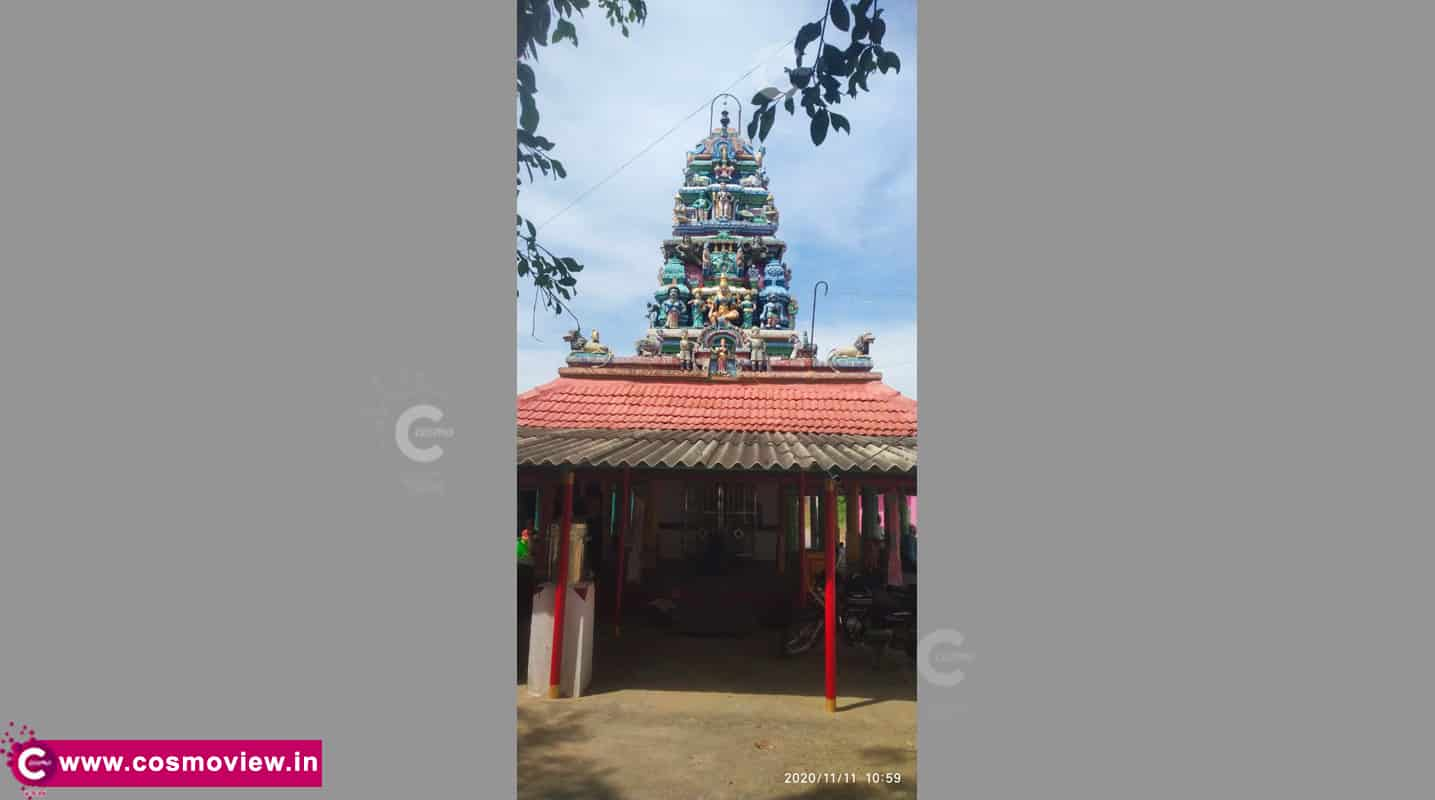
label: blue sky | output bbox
[517,0,917,398]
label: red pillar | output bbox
[797,472,808,607]
[548,469,575,698]
[615,467,630,636]
[824,477,838,713]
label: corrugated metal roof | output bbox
[517,427,917,475]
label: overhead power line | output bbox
[532,36,796,233]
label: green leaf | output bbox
[516,63,536,94]
[795,21,822,58]
[878,50,900,74]
[830,112,850,134]
[526,219,536,238]
[551,158,566,179]
[552,19,578,46]
[810,109,829,145]
[519,92,540,133]
[870,17,886,45]
[752,86,781,104]
[829,0,850,32]
[784,95,795,114]
[747,115,759,139]
[822,43,847,76]
[759,105,776,140]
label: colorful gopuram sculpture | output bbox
[645,102,800,362]
[566,96,875,375]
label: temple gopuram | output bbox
[517,99,917,710]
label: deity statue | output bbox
[747,265,762,289]
[692,195,710,221]
[713,341,730,374]
[740,297,755,328]
[711,299,740,325]
[690,294,708,326]
[661,285,687,328]
[700,274,747,309]
[672,194,687,225]
[749,330,768,372]
[678,330,695,371]
[713,189,734,220]
[761,298,785,329]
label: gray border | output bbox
[929,1,1435,797]
[0,2,514,796]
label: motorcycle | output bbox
[780,571,916,669]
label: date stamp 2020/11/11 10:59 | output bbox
[784,772,904,785]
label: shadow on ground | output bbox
[579,621,917,711]
[517,704,624,800]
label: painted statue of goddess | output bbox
[661,285,686,328]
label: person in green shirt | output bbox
[516,528,533,566]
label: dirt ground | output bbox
[518,623,917,800]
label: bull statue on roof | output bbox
[828,332,875,360]
[635,332,663,357]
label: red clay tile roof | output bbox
[516,375,918,437]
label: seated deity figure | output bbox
[661,286,687,328]
[701,274,743,306]
[711,299,740,325]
